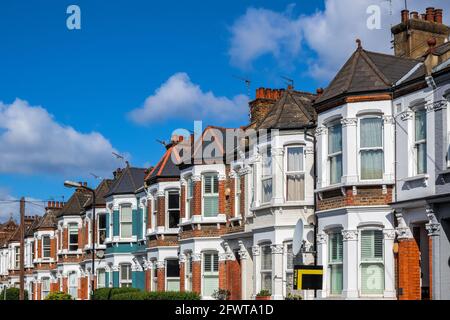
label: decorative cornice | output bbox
[395,210,413,239]
[179,254,187,264]
[383,229,396,240]
[305,146,314,154]
[382,115,394,124]
[191,253,201,262]
[239,167,251,176]
[156,190,165,198]
[400,111,414,121]
[426,206,441,236]
[252,246,260,256]
[271,244,283,254]
[425,100,447,112]
[342,230,358,241]
[317,233,327,245]
[315,126,327,137]
[341,118,357,127]
[156,261,165,269]
[218,174,227,181]
[192,175,201,182]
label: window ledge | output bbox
[402,174,429,183]
[438,168,450,175]
[180,215,227,226]
[229,216,242,222]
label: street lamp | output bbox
[64,180,96,300]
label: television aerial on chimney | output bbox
[112,152,129,167]
[90,173,103,180]
[232,75,251,98]
[281,76,294,89]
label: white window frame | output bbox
[41,277,50,299]
[14,246,20,269]
[414,108,427,175]
[119,204,133,239]
[235,174,242,217]
[165,259,180,291]
[42,235,51,259]
[260,244,272,294]
[68,223,79,252]
[358,116,384,181]
[202,251,219,297]
[359,228,385,297]
[261,147,273,204]
[97,268,106,288]
[328,231,343,296]
[284,242,294,296]
[285,145,306,202]
[185,253,193,292]
[202,173,219,217]
[186,176,194,219]
[151,261,157,292]
[327,121,343,185]
[152,195,157,230]
[119,263,132,288]
[68,272,78,299]
[97,213,107,245]
[166,190,180,230]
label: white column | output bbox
[383,115,395,181]
[342,230,358,299]
[252,246,260,299]
[272,148,284,205]
[316,232,328,298]
[341,118,358,184]
[315,126,328,188]
[383,229,396,298]
[238,243,249,300]
[426,208,441,300]
[271,244,284,300]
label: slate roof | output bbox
[9,216,41,242]
[34,209,58,230]
[105,166,146,197]
[57,189,92,217]
[0,219,18,247]
[145,144,181,183]
[257,90,317,130]
[432,41,450,56]
[25,216,43,236]
[84,179,114,208]
[316,45,422,105]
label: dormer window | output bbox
[261,147,273,204]
[414,109,427,175]
[286,146,305,201]
[360,117,383,180]
[328,122,342,185]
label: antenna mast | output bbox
[233,75,251,98]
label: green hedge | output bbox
[92,287,141,300]
[0,288,29,300]
[111,291,201,301]
[44,292,73,300]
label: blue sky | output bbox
[1,0,447,219]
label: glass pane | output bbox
[361,230,383,261]
[168,210,180,228]
[203,196,218,217]
[121,265,130,280]
[261,246,272,270]
[361,263,384,295]
[166,260,180,277]
[330,264,343,295]
[360,118,382,148]
[168,192,180,209]
[98,214,106,229]
[329,233,343,263]
[121,223,132,238]
[262,148,272,177]
[203,254,211,272]
[287,174,305,201]
[328,123,342,154]
[261,273,272,293]
[43,236,50,246]
[203,276,219,297]
[262,179,272,203]
[287,147,303,172]
[329,154,342,185]
[121,206,132,222]
[417,143,427,174]
[361,150,383,180]
[415,109,426,141]
[166,279,180,292]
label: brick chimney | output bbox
[249,88,284,126]
[392,8,450,59]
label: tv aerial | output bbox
[112,152,129,167]
[233,75,251,98]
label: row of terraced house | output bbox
[1,8,450,300]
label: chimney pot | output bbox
[47,201,51,208]
[401,10,409,23]
[435,9,443,24]
[316,88,324,95]
[411,11,419,19]
[421,13,427,20]
[426,7,435,22]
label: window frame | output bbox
[260,244,272,294]
[68,223,79,252]
[68,272,78,299]
[359,228,385,296]
[414,108,427,175]
[97,268,106,288]
[202,173,219,217]
[261,147,273,204]
[166,190,180,229]
[14,246,20,269]
[186,176,194,219]
[151,195,158,230]
[42,235,51,259]
[119,204,133,239]
[235,174,241,217]
[285,145,306,202]
[41,277,50,299]
[202,251,219,297]
[185,253,193,292]
[328,231,343,296]
[119,263,132,288]
[327,121,343,185]
[97,213,107,245]
[285,242,294,296]
[358,116,384,181]
[165,259,180,291]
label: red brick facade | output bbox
[191,261,201,294]
[398,238,421,300]
[179,262,185,292]
[157,196,165,227]
[157,267,165,291]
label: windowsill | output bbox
[315,180,395,193]
[438,168,450,175]
[229,216,242,222]
[402,174,429,182]
[179,214,227,226]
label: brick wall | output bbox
[37,239,42,259]
[147,200,152,229]
[179,262,185,292]
[398,238,421,300]
[62,277,68,293]
[157,196,165,227]
[50,238,56,259]
[157,267,165,291]
[226,259,241,300]
[145,269,151,292]
[79,276,88,300]
[229,177,236,218]
[179,225,227,240]
[249,88,284,125]
[219,180,226,215]
[62,228,68,250]
[218,261,226,290]
[77,227,83,249]
[37,282,41,301]
[193,181,202,216]
[192,261,201,294]
[317,186,393,211]
[180,186,186,219]
[50,282,59,293]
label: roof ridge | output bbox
[364,49,423,62]
[157,148,172,176]
[344,49,361,93]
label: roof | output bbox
[34,208,58,230]
[433,41,450,56]
[57,189,92,218]
[145,144,181,183]
[0,219,18,247]
[105,166,146,197]
[25,216,42,236]
[315,44,422,105]
[8,216,40,242]
[257,90,317,130]
[84,179,114,208]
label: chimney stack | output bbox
[411,11,419,20]
[426,7,435,22]
[435,9,443,24]
[250,88,285,126]
[401,10,409,23]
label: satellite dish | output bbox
[292,219,304,256]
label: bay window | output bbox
[414,109,427,174]
[166,259,180,291]
[360,117,383,180]
[120,204,133,238]
[42,235,51,258]
[261,148,273,204]
[167,191,180,229]
[260,245,272,293]
[203,174,219,217]
[14,247,20,269]
[120,263,132,288]
[186,177,194,219]
[328,122,343,185]
[286,146,305,201]
[329,232,343,295]
[202,252,219,297]
[68,272,78,298]
[68,223,79,252]
[360,230,384,295]
[98,214,106,245]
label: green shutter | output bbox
[113,210,119,236]
[132,209,138,237]
[112,271,119,288]
[105,213,110,238]
[132,271,145,290]
[105,272,110,288]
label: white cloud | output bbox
[228,5,303,69]
[128,72,249,124]
[0,99,124,176]
[230,1,450,80]
[0,188,44,222]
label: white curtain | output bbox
[328,124,342,154]
[262,179,272,203]
[361,118,383,180]
[361,118,382,148]
[287,147,303,171]
[361,150,383,179]
[287,175,305,201]
[329,154,342,185]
